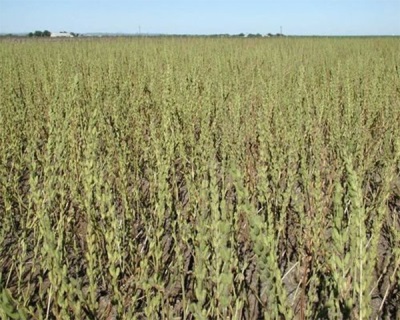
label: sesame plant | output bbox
[0,37,399,319]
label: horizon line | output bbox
[1,31,399,37]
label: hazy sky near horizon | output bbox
[0,0,399,35]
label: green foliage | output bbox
[28,30,51,37]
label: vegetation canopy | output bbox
[0,37,399,319]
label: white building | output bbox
[50,32,73,38]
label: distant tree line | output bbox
[21,31,283,38]
[28,30,51,37]
[236,33,285,37]
[27,30,79,37]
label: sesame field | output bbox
[0,37,399,319]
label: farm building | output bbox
[50,32,73,38]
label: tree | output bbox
[29,30,52,37]
[247,33,262,38]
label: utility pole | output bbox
[280,26,283,35]
[139,25,141,35]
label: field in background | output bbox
[0,38,399,319]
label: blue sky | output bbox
[0,0,399,35]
